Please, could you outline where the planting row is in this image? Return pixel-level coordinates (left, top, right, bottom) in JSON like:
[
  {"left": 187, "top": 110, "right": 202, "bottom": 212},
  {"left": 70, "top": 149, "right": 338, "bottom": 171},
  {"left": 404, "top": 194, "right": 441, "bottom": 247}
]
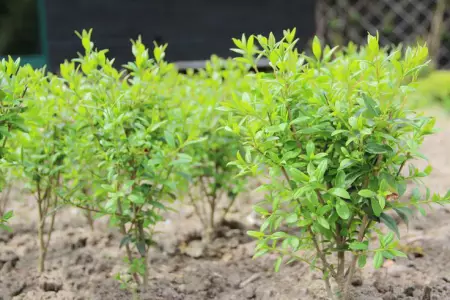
[{"left": 1, "top": 29, "right": 449, "bottom": 300}]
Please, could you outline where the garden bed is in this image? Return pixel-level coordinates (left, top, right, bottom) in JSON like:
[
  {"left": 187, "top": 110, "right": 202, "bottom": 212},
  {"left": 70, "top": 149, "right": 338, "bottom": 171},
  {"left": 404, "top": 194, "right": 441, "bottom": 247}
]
[
  {"left": 1, "top": 110, "right": 450, "bottom": 300},
  {"left": 0, "top": 112, "right": 450, "bottom": 300}
]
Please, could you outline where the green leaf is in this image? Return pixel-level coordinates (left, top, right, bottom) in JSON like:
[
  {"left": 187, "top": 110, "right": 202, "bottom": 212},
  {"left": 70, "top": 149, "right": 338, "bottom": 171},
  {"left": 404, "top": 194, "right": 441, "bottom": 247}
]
[
  {"left": 183, "top": 136, "right": 208, "bottom": 146},
  {"left": 339, "top": 159, "right": 355, "bottom": 170},
  {"left": 136, "top": 240, "right": 146, "bottom": 256},
  {"left": 306, "top": 141, "right": 315, "bottom": 157},
  {"left": 247, "top": 231, "right": 265, "bottom": 238},
  {"left": 371, "top": 198, "right": 382, "bottom": 217},
  {"left": 312, "top": 36, "right": 322, "bottom": 60},
  {"left": 318, "top": 216, "right": 330, "bottom": 229},
  {"left": 149, "top": 200, "right": 165, "bottom": 210},
  {"left": 170, "top": 153, "right": 192, "bottom": 165},
  {"left": 129, "top": 194, "right": 145, "bottom": 205},
  {"left": 377, "top": 195, "right": 386, "bottom": 210},
  {"left": 335, "top": 170, "right": 346, "bottom": 188},
  {"left": 290, "top": 237, "right": 300, "bottom": 250},
  {"left": 332, "top": 129, "right": 348, "bottom": 136},
  {"left": 349, "top": 241, "right": 368, "bottom": 250},
  {"left": 382, "top": 250, "right": 395, "bottom": 259},
  {"left": 297, "top": 219, "right": 312, "bottom": 227},
  {"left": 285, "top": 213, "right": 298, "bottom": 224},
  {"left": 253, "top": 249, "right": 269, "bottom": 258},
  {"left": 336, "top": 200, "right": 350, "bottom": 219},
  {"left": 289, "top": 168, "right": 309, "bottom": 182},
  {"left": 373, "top": 251, "right": 384, "bottom": 269},
  {"left": 380, "top": 212, "right": 400, "bottom": 238},
  {"left": 362, "top": 94, "right": 380, "bottom": 117},
  {"left": 315, "top": 160, "right": 328, "bottom": 181},
  {"left": 389, "top": 249, "right": 407, "bottom": 258},
  {"left": 164, "top": 131, "right": 176, "bottom": 148},
  {"left": 274, "top": 256, "right": 283, "bottom": 272},
  {"left": 272, "top": 232, "right": 288, "bottom": 239},
  {"left": 122, "top": 180, "right": 135, "bottom": 191},
  {"left": 393, "top": 207, "right": 412, "bottom": 225},
  {"left": 3, "top": 210, "right": 13, "bottom": 220},
  {"left": 119, "top": 235, "right": 132, "bottom": 248},
  {"left": 358, "top": 254, "right": 367, "bottom": 268},
  {"left": 328, "top": 188, "right": 351, "bottom": 199},
  {"left": 382, "top": 232, "right": 394, "bottom": 247},
  {"left": 366, "top": 143, "right": 393, "bottom": 154},
  {"left": 358, "top": 189, "right": 376, "bottom": 198},
  {"left": 254, "top": 205, "right": 269, "bottom": 216}
]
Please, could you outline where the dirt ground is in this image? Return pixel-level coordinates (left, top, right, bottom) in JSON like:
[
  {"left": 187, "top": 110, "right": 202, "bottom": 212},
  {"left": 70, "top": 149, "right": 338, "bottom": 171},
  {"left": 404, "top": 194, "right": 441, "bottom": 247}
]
[{"left": 1, "top": 108, "right": 450, "bottom": 300}]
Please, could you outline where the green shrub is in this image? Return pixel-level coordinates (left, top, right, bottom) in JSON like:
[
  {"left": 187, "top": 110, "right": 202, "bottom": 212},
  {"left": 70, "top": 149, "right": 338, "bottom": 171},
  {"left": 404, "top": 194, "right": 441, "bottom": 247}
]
[
  {"left": 55, "top": 30, "right": 208, "bottom": 290},
  {"left": 183, "top": 56, "right": 252, "bottom": 241},
  {"left": 11, "top": 65, "right": 70, "bottom": 272},
  {"left": 0, "top": 57, "right": 28, "bottom": 231},
  {"left": 223, "top": 30, "right": 450, "bottom": 299}
]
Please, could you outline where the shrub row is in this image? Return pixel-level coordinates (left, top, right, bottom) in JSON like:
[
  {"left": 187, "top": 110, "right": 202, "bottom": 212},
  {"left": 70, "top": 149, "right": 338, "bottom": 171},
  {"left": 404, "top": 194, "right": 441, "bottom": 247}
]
[{"left": 1, "top": 29, "right": 449, "bottom": 299}]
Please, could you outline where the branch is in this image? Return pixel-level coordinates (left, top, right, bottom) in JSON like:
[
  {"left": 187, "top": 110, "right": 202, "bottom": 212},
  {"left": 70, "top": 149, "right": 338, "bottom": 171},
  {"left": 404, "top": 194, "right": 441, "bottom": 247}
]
[{"left": 309, "top": 227, "right": 337, "bottom": 278}]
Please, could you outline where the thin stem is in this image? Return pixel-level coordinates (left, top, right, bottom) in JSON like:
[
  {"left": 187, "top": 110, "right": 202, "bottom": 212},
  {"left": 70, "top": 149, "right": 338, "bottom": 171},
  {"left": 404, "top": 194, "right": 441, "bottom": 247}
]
[
  {"left": 316, "top": 189, "right": 326, "bottom": 205},
  {"left": 309, "top": 227, "right": 337, "bottom": 278},
  {"left": 344, "top": 215, "right": 369, "bottom": 296},
  {"left": 36, "top": 179, "right": 45, "bottom": 273},
  {"left": 0, "top": 183, "right": 12, "bottom": 216},
  {"left": 324, "top": 276, "right": 336, "bottom": 300},
  {"left": 71, "top": 203, "right": 124, "bottom": 218},
  {"left": 221, "top": 195, "right": 237, "bottom": 221},
  {"left": 137, "top": 220, "right": 148, "bottom": 291},
  {"left": 188, "top": 190, "right": 207, "bottom": 227},
  {"left": 116, "top": 195, "right": 140, "bottom": 285},
  {"left": 396, "top": 154, "right": 409, "bottom": 178},
  {"left": 281, "top": 166, "right": 295, "bottom": 190}
]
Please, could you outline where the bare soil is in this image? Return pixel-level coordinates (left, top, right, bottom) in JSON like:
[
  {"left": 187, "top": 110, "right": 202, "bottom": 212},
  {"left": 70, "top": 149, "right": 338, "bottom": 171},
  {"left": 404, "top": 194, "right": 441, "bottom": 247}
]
[{"left": 1, "top": 108, "right": 450, "bottom": 300}]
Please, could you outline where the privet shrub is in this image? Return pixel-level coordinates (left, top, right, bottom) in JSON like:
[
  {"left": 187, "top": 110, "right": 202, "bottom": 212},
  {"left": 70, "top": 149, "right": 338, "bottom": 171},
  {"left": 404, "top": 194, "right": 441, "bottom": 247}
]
[
  {"left": 12, "top": 65, "right": 71, "bottom": 272},
  {"left": 0, "top": 57, "right": 28, "bottom": 231},
  {"left": 56, "top": 30, "right": 207, "bottom": 291},
  {"left": 183, "top": 56, "right": 252, "bottom": 241},
  {"left": 223, "top": 30, "right": 450, "bottom": 299}
]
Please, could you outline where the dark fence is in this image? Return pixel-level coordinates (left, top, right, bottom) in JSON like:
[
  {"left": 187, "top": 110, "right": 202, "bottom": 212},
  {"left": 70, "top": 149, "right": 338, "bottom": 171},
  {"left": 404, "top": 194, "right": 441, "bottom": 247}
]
[{"left": 44, "top": 0, "right": 316, "bottom": 69}]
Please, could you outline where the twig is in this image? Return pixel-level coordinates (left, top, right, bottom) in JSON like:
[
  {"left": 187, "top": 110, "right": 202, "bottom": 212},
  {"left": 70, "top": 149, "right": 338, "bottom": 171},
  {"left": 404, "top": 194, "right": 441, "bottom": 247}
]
[{"left": 309, "top": 227, "right": 337, "bottom": 278}]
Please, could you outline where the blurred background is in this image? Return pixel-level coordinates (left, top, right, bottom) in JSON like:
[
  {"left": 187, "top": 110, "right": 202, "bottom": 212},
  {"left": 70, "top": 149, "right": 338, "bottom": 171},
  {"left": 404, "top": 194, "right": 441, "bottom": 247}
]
[{"left": 1, "top": 0, "right": 449, "bottom": 70}]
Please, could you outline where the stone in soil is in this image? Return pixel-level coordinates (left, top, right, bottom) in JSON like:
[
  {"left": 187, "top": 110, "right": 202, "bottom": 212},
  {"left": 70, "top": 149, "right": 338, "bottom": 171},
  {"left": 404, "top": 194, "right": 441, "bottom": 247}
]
[{"left": 39, "top": 273, "right": 63, "bottom": 292}]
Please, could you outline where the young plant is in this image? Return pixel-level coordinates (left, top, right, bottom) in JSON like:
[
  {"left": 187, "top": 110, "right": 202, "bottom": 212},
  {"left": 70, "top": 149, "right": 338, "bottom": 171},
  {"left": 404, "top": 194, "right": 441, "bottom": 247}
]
[
  {"left": 183, "top": 56, "right": 251, "bottom": 241},
  {"left": 224, "top": 30, "right": 450, "bottom": 299},
  {"left": 60, "top": 30, "right": 205, "bottom": 291},
  {"left": 13, "top": 66, "right": 69, "bottom": 273},
  {"left": 0, "top": 57, "right": 28, "bottom": 231}
]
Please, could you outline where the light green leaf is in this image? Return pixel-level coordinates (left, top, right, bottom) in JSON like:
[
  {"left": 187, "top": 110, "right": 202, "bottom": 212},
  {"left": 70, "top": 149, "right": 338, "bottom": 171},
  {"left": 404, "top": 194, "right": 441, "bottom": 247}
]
[
  {"left": 289, "top": 168, "right": 310, "bottom": 183},
  {"left": 285, "top": 213, "right": 298, "bottom": 224},
  {"left": 306, "top": 141, "right": 315, "bottom": 157},
  {"left": 366, "top": 143, "right": 393, "bottom": 154},
  {"left": 349, "top": 241, "right": 368, "bottom": 250},
  {"left": 336, "top": 200, "right": 350, "bottom": 219},
  {"left": 358, "top": 189, "right": 376, "bottom": 198},
  {"left": 358, "top": 254, "right": 367, "bottom": 268},
  {"left": 247, "top": 231, "right": 265, "bottom": 238},
  {"left": 129, "top": 194, "right": 145, "bottom": 205},
  {"left": 318, "top": 216, "right": 330, "bottom": 229},
  {"left": 373, "top": 251, "right": 384, "bottom": 269},
  {"left": 389, "top": 249, "right": 407, "bottom": 258},
  {"left": 371, "top": 198, "right": 382, "bottom": 217},
  {"left": 339, "top": 159, "right": 355, "bottom": 170},
  {"left": 377, "top": 195, "right": 386, "bottom": 209},
  {"left": 328, "top": 188, "right": 351, "bottom": 199},
  {"left": 312, "top": 36, "right": 322, "bottom": 60},
  {"left": 274, "top": 256, "right": 283, "bottom": 272}
]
